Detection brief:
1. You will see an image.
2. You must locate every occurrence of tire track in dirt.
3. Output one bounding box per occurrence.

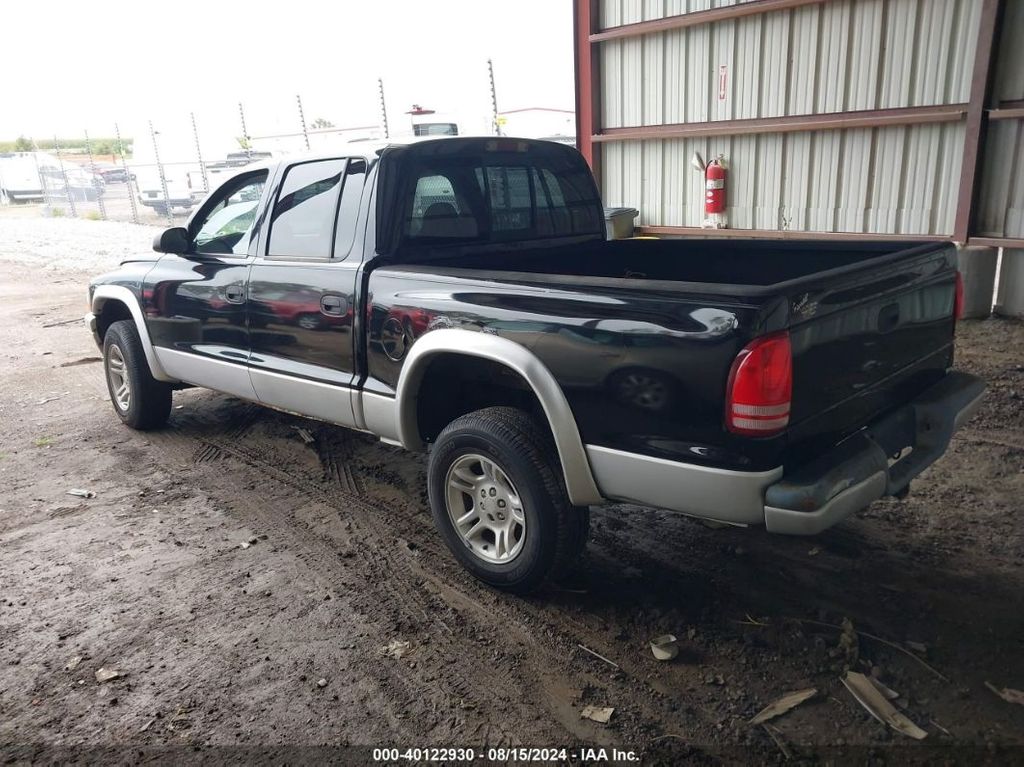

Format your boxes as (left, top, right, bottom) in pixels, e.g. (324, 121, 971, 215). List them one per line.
(155, 413, 565, 745)
(157, 401, 726, 745)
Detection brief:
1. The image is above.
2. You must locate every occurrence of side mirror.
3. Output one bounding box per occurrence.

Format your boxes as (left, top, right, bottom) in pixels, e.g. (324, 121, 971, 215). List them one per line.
(153, 226, 190, 254)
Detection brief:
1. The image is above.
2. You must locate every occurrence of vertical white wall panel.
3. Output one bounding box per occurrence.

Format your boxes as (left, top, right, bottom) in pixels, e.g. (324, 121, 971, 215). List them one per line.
(688, 25, 711, 122)
(932, 121, 966, 234)
(642, 32, 665, 125)
(734, 14, 762, 120)
(808, 132, 841, 231)
(787, 6, 820, 116)
(815, 1, 851, 113)
(622, 37, 644, 126)
(759, 11, 790, 118)
(835, 128, 873, 232)
(844, 0, 884, 110)
(662, 29, 687, 124)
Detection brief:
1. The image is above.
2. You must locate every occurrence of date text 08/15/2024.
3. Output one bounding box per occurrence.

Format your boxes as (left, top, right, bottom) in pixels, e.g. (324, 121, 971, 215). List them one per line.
(371, 747, 640, 762)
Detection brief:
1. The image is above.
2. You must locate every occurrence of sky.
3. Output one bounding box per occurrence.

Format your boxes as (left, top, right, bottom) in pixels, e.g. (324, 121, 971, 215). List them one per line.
(0, 0, 576, 152)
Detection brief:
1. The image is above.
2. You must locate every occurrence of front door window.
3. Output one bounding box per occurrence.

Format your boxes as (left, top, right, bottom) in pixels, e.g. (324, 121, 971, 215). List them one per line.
(193, 172, 268, 255)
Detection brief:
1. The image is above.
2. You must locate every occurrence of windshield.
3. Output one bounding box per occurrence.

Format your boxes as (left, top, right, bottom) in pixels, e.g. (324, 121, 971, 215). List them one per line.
(388, 139, 604, 252)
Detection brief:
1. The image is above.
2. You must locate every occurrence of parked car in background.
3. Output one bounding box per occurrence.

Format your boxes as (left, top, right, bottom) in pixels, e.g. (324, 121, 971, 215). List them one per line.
(90, 161, 129, 183)
(0, 152, 44, 203)
(0, 152, 104, 203)
(38, 159, 104, 202)
(87, 138, 984, 594)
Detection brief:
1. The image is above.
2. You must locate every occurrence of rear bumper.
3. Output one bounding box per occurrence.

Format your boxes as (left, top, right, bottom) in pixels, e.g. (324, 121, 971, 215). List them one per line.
(586, 371, 984, 534)
(764, 371, 985, 534)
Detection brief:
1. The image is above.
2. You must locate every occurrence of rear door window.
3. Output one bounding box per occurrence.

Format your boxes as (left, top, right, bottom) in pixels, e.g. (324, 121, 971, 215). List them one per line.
(332, 159, 367, 260)
(268, 159, 345, 259)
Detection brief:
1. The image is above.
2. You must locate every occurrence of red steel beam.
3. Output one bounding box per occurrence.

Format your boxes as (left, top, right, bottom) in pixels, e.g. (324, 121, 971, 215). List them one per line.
(969, 237, 1024, 248)
(573, 0, 602, 188)
(635, 226, 948, 242)
(988, 104, 1024, 120)
(953, 0, 1005, 243)
(590, 0, 828, 43)
(593, 104, 966, 143)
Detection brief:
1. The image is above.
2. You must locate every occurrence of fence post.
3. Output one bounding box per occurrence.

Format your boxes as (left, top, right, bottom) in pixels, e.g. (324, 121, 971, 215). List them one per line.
(238, 102, 252, 161)
(30, 142, 48, 209)
(149, 120, 173, 224)
(83, 130, 107, 220)
(115, 122, 139, 224)
(488, 59, 501, 136)
(296, 94, 311, 151)
(53, 136, 77, 218)
(191, 112, 209, 194)
(378, 78, 390, 139)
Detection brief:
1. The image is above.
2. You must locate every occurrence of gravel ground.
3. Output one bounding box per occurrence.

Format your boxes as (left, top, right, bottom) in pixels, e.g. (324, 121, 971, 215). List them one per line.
(0, 214, 157, 274)
(0, 219, 1022, 763)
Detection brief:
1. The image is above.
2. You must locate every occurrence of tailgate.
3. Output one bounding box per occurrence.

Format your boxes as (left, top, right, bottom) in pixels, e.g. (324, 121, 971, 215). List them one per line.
(785, 243, 958, 462)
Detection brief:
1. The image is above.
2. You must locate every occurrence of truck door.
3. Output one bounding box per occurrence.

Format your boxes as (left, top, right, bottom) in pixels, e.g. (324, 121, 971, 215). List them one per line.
(143, 169, 268, 400)
(246, 157, 367, 428)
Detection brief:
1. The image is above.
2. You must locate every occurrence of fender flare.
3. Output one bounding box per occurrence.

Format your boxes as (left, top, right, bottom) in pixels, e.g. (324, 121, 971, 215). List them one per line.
(394, 328, 604, 506)
(91, 285, 175, 382)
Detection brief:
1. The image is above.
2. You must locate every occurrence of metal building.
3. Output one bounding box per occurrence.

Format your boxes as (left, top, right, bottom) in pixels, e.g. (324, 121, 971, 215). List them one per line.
(574, 0, 1023, 248)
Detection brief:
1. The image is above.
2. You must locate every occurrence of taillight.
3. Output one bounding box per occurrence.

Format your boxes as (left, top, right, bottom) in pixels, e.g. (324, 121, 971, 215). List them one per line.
(953, 271, 964, 321)
(726, 331, 792, 437)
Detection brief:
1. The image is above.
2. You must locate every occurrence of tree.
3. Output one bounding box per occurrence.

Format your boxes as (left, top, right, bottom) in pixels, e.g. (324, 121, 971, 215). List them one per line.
(14, 135, 32, 152)
(310, 118, 334, 129)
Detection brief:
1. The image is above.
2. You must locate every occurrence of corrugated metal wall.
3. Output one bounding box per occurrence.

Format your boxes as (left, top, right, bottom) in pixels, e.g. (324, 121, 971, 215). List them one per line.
(597, 0, 990, 236)
(979, 0, 1024, 239)
(977, 120, 1024, 238)
(993, 0, 1024, 102)
(603, 123, 967, 232)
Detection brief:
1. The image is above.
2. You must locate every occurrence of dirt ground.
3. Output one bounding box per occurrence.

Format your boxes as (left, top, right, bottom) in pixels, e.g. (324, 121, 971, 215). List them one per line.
(0, 225, 1022, 763)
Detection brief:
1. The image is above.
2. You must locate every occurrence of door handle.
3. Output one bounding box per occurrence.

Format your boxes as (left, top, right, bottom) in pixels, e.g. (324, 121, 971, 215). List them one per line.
(320, 294, 348, 316)
(224, 284, 246, 304)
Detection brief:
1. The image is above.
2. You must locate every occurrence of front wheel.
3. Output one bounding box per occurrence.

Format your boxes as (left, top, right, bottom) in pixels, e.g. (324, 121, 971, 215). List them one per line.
(103, 320, 172, 429)
(427, 407, 589, 593)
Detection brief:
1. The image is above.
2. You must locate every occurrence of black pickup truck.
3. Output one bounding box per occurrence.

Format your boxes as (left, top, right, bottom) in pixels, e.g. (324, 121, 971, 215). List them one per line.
(87, 137, 984, 592)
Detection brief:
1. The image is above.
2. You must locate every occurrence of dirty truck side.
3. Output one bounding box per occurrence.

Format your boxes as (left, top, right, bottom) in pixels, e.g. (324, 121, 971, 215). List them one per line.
(86, 137, 985, 592)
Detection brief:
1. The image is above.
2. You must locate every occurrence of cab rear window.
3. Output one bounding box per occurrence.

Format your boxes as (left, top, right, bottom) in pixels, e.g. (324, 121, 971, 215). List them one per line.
(396, 141, 603, 248)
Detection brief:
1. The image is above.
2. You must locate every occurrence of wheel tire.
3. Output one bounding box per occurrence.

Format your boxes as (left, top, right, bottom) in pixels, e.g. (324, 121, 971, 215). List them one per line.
(427, 406, 589, 593)
(296, 313, 321, 331)
(103, 320, 172, 430)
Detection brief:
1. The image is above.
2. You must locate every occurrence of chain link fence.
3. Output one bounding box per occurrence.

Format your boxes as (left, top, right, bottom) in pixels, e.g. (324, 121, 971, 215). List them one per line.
(0, 95, 390, 226)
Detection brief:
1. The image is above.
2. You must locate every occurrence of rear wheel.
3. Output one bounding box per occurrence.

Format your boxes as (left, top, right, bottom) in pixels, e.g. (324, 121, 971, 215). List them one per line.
(427, 406, 589, 593)
(103, 320, 172, 430)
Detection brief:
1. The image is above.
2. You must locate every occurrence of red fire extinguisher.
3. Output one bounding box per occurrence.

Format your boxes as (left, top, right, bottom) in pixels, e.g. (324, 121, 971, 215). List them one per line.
(704, 155, 727, 229)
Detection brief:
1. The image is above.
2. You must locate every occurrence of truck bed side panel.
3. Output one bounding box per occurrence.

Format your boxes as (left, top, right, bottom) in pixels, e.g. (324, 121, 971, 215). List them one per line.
(364, 268, 781, 471)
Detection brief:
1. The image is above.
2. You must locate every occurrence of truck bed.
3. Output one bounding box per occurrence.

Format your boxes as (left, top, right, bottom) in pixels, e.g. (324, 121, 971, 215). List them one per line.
(396, 238, 940, 294)
(370, 238, 958, 472)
